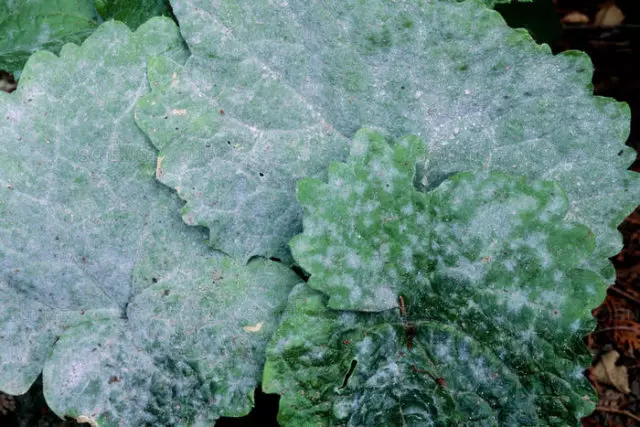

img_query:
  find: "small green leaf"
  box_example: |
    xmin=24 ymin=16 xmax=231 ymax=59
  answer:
xmin=0 ymin=0 xmax=99 ymax=76
xmin=95 ymin=0 xmax=173 ymax=30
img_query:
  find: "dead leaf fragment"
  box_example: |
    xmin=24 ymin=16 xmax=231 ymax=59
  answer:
xmin=0 ymin=392 xmax=16 ymax=415
xmin=561 ymin=12 xmax=590 ymax=24
xmin=591 ymin=350 xmax=631 ymax=394
xmin=594 ymin=2 xmax=624 ymax=27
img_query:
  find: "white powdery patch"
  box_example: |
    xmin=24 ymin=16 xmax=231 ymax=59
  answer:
xmin=356 ymin=336 xmax=374 ymax=358
xmin=502 ymin=259 xmax=516 ymax=272
xmin=569 ymin=366 xmax=584 ymax=380
xmin=401 ymin=204 xmax=414 ymax=215
xmin=364 ymin=200 xmax=380 ymax=212
xmin=346 ymin=252 xmax=361 ymax=269
xmin=519 ymin=325 xmax=537 ymax=342
xmin=569 ymin=319 xmax=581 ymax=333
xmin=272 ymin=335 xmax=295 ymax=353
xmin=401 ymin=260 xmax=415 ymax=273
xmin=553 ymin=271 xmax=564 ymax=283
xmin=416 ymin=213 xmax=428 ymax=226
xmin=435 ymin=340 xmax=454 ymax=363
xmin=333 ymin=399 xmax=352 ymax=420
xmin=468 ymin=204 xmax=521 ymax=242
xmin=503 ymin=289 xmax=532 ymax=313
xmin=470 ymin=358 xmax=493 ymax=382
xmin=363 ymin=216 xmax=374 ymax=228
xmin=349 ymin=281 xmax=363 ymax=304
xmin=364 ymin=361 xmax=400 ymax=388
xmin=545 ymin=192 xmax=566 ymax=216
xmin=538 ymin=290 xmax=566 ymax=308
xmin=303 ymin=347 xmax=328 ymax=362
xmin=372 ymin=286 xmax=397 ymax=308
xmin=339 ymin=312 xmax=358 ymax=327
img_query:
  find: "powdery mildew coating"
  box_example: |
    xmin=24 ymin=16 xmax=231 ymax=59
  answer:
xmin=268 ymin=130 xmax=606 ymax=425
xmin=292 ymin=129 xmax=430 ymax=311
xmin=166 ymin=0 xmax=634 ymax=280
xmin=0 ymin=18 xmax=301 ymax=425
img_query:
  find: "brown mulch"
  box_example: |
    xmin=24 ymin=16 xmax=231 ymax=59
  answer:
xmin=583 ymin=206 xmax=640 ymax=425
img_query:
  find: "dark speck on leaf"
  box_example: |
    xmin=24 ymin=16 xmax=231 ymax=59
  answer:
xmin=152 ymin=277 xmax=158 ymax=283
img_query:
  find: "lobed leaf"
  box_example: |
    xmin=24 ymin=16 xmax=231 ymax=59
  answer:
xmin=163 ymin=0 xmax=634 ymax=279
xmin=135 ymin=55 xmax=350 ymax=264
xmin=265 ymin=131 xmax=605 ymax=425
xmin=0 ymin=18 xmax=299 ymax=424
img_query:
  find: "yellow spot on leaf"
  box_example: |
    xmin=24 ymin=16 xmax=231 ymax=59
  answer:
xmin=156 ymin=155 xmax=165 ymax=179
xmin=243 ymin=322 xmax=264 ymax=333
xmin=171 ymin=72 xmax=179 ymax=88
xmin=76 ymin=416 xmax=98 ymax=427
xmin=172 ymin=109 xmax=187 ymax=116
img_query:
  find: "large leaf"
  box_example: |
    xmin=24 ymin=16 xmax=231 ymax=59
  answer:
xmin=0 ymin=18 xmax=299 ymax=424
xmin=264 ymin=131 xmax=605 ymax=425
xmin=135 ymin=55 xmax=350 ymax=263
xmin=94 ymin=0 xmax=173 ymax=29
xmin=0 ymin=0 xmax=99 ymax=76
xmin=162 ymin=0 xmax=634 ymax=279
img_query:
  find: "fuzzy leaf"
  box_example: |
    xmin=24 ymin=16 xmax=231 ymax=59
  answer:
xmin=135 ymin=55 xmax=350 ymax=263
xmin=0 ymin=19 xmax=299 ymax=424
xmin=265 ymin=132 xmax=605 ymax=425
xmin=0 ymin=0 xmax=99 ymax=76
xmin=164 ymin=0 xmax=634 ymax=279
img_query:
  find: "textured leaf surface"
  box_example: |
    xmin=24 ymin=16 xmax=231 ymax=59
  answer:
xmin=135 ymin=55 xmax=350 ymax=263
xmin=167 ymin=0 xmax=634 ymax=279
xmin=94 ymin=0 xmax=173 ymax=29
xmin=0 ymin=19 xmax=299 ymax=424
xmin=0 ymin=0 xmax=99 ymax=75
xmin=265 ymin=132 xmax=605 ymax=425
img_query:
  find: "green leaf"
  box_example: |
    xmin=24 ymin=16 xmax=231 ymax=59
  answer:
xmin=0 ymin=18 xmax=299 ymax=424
xmin=265 ymin=132 xmax=604 ymax=425
xmin=292 ymin=129 xmax=430 ymax=311
xmin=134 ymin=56 xmax=350 ymax=263
xmin=94 ymin=0 xmax=174 ymax=30
xmin=0 ymin=0 xmax=99 ymax=76
xmin=164 ymin=0 xmax=633 ymax=279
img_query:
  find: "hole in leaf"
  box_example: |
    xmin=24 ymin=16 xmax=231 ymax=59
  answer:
xmin=291 ymin=264 xmax=310 ymax=282
xmin=215 ymin=385 xmax=280 ymax=426
xmin=340 ymin=360 xmax=358 ymax=389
